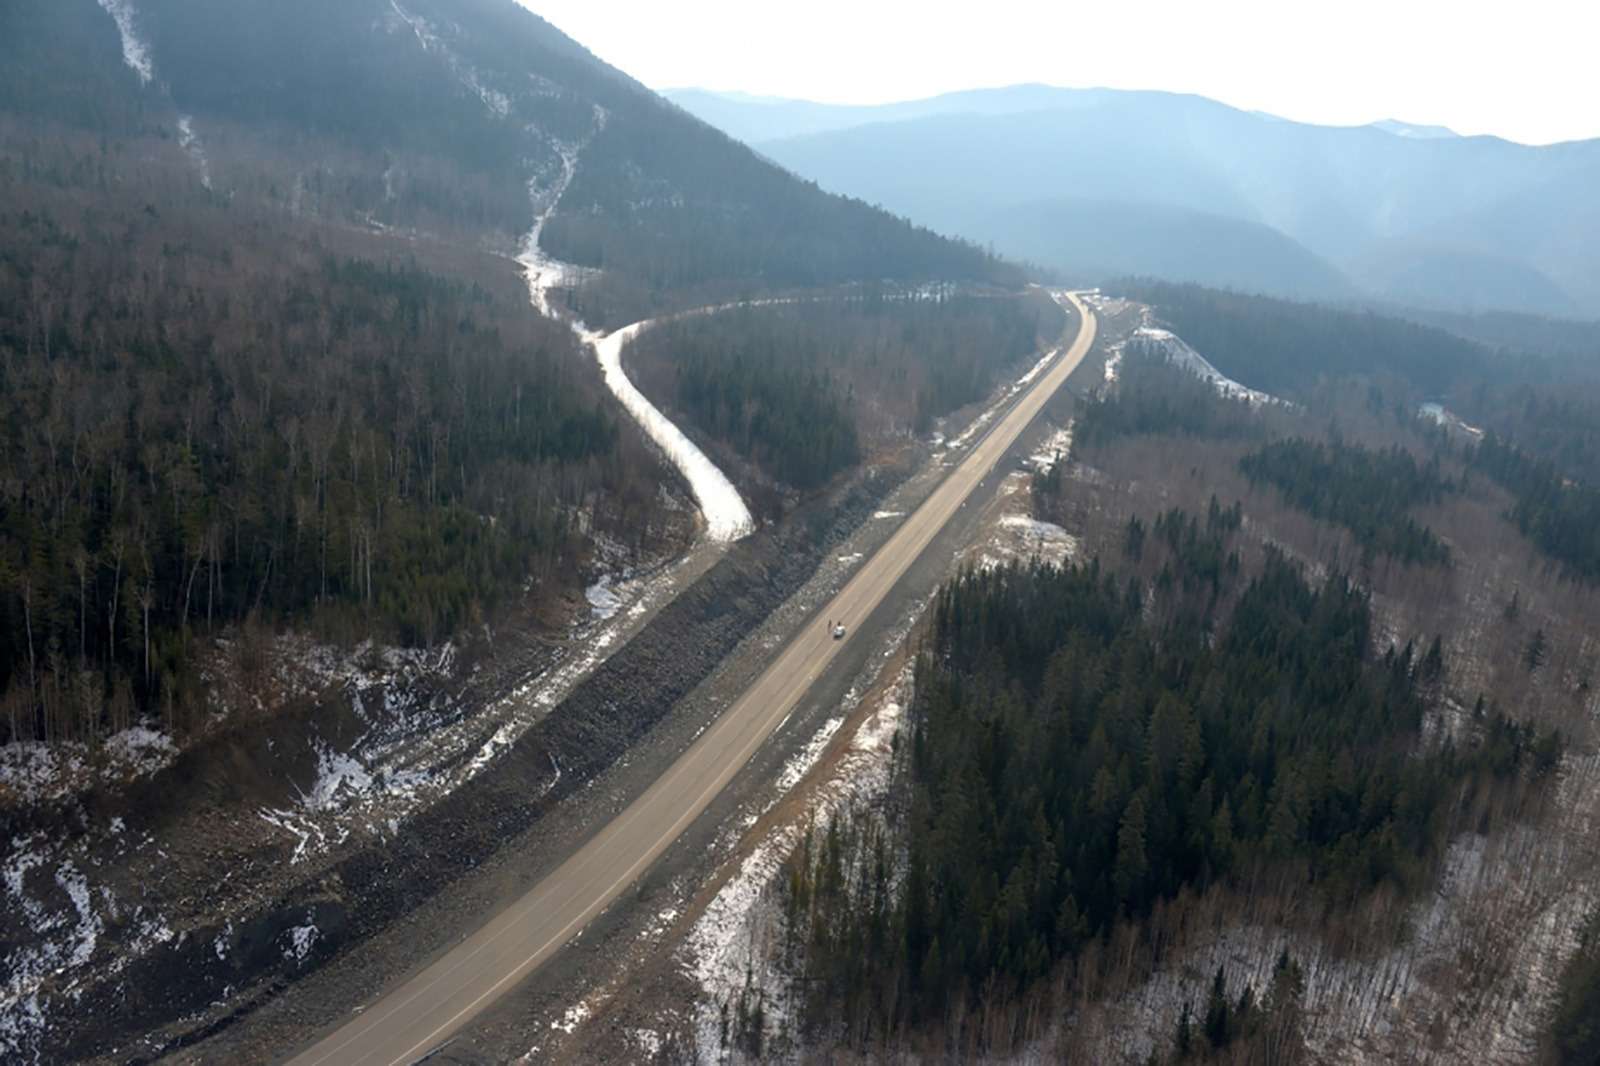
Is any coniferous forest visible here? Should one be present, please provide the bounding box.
[1472,433,1600,583]
[625,292,1059,491]
[779,510,1559,1050]
[0,171,664,744]
[1239,439,1455,566]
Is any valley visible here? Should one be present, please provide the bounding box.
[2,2,1598,1065]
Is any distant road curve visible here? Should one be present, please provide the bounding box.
[282,291,1097,1066]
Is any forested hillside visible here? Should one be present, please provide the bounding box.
[0,137,669,744]
[0,0,1022,746]
[625,292,1059,495]
[1239,440,1455,566]
[1,0,1016,327]
[780,536,1557,1050]
[1120,281,1495,399]
[1125,282,1600,582]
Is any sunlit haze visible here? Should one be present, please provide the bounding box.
[521,0,1600,145]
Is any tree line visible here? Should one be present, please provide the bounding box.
[1473,432,1600,582]
[1117,280,1494,400]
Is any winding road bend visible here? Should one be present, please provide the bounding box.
[282,291,1097,1066]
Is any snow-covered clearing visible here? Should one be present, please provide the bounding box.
[96,0,153,85]
[993,512,1080,567]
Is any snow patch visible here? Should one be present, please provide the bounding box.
[298,746,375,814]
[388,0,511,117]
[1,725,175,806]
[1420,401,1485,439]
[1132,327,1284,407]
[1026,424,1074,473]
[550,1000,590,1034]
[103,726,177,777]
[585,575,624,621]
[282,916,319,964]
[96,0,154,85]
[1104,346,1123,384]
[176,115,213,190]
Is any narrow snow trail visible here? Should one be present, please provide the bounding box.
[516,117,754,543]
[586,323,755,541]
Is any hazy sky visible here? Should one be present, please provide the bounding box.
[521,0,1600,145]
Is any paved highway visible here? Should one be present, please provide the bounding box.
[282,291,1097,1066]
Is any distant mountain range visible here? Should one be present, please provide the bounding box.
[668,85,1600,316]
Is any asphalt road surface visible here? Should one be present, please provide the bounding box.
[282,291,1097,1066]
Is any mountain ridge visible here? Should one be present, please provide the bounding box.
[669,84,1600,315]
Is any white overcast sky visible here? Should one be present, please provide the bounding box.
[520,0,1600,145]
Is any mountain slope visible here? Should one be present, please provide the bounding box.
[673,85,1600,315]
[975,199,1356,299]
[0,0,1023,753]
[4,0,1016,321]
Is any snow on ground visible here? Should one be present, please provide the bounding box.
[589,322,755,542]
[176,115,213,189]
[1104,344,1124,385]
[516,132,592,322]
[1026,424,1074,473]
[684,668,909,1062]
[96,0,153,85]
[2,845,107,1063]
[1420,402,1485,439]
[282,916,319,964]
[243,548,700,864]
[1014,345,1059,387]
[2,539,698,1057]
[941,291,1078,455]
[1133,327,1283,406]
[387,0,511,116]
[585,575,625,621]
[994,513,1080,567]
[944,346,1061,453]
[511,107,754,543]
[0,726,177,806]
[1088,811,1600,1065]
